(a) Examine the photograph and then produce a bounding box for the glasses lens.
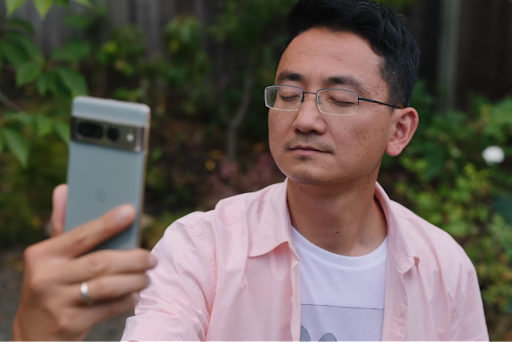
[265,86,302,111]
[318,89,358,115]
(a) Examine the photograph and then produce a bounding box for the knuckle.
[85,254,108,276]
[50,214,60,231]
[70,230,90,249]
[23,245,42,265]
[94,278,117,299]
[54,310,78,334]
[29,273,51,295]
[133,275,149,291]
[104,209,121,228]
[133,249,151,267]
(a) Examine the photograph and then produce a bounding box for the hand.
[12,185,157,341]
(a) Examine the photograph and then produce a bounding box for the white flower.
[482,146,505,165]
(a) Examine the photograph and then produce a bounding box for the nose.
[292,92,327,135]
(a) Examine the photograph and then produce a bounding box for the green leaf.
[47,71,71,98]
[51,41,91,63]
[56,68,88,95]
[16,62,43,86]
[6,0,26,16]
[35,115,53,137]
[64,14,92,29]
[16,63,42,87]
[53,0,70,6]
[5,113,34,126]
[34,0,54,18]
[0,39,29,67]
[72,0,91,7]
[15,35,43,58]
[6,18,36,35]
[53,120,70,144]
[36,73,51,96]
[3,128,29,167]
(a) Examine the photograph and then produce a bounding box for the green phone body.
[64,96,150,250]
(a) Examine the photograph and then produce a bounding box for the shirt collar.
[248,180,417,273]
[248,180,292,257]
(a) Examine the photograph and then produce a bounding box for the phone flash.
[126,133,135,142]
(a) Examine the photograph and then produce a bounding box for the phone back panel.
[64,96,150,250]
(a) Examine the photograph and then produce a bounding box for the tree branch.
[0,87,24,112]
[230,66,255,129]
[226,65,255,162]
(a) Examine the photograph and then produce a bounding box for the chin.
[286,168,327,186]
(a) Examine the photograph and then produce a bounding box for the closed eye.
[280,95,301,102]
[328,98,355,107]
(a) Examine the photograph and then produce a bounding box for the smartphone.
[64,96,150,250]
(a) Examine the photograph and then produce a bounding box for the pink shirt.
[122,181,489,341]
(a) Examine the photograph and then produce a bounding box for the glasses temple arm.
[359,97,404,109]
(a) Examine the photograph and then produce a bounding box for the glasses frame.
[264,85,404,116]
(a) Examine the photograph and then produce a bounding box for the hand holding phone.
[12,185,157,341]
[13,97,154,341]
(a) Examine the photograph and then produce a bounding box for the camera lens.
[78,122,103,139]
[107,127,120,142]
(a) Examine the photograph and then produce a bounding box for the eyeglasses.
[264,85,403,116]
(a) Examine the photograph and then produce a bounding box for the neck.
[287,178,387,256]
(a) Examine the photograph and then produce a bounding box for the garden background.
[1,0,512,339]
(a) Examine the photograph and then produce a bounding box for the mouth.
[289,145,326,153]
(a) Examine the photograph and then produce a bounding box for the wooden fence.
[2,0,512,109]
[0,0,214,56]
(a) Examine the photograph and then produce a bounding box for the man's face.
[269,28,400,186]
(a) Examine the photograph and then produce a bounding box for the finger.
[75,274,148,305]
[59,249,157,283]
[81,293,138,330]
[41,204,135,258]
[51,184,68,237]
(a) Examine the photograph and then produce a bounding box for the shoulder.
[157,182,285,256]
[175,182,282,229]
[389,200,476,279]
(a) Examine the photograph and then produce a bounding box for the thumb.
[51,184,68,237]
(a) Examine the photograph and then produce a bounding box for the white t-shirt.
[292,227,387,342]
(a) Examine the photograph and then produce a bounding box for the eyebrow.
[276,71,304,84]
[326,75,364,91]
[276,71,365,93]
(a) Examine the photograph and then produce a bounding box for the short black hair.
[282,0,421,107]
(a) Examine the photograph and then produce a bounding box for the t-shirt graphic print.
[299,304,384,341]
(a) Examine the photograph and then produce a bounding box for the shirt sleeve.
[121,220,216,341]
[450,265,489,341]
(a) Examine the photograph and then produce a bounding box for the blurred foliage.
[378,0,417,11]
[380,82,512,339]
[1,0,512,338]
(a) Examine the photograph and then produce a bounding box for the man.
[121,0,488,340]
[14,0,488,340]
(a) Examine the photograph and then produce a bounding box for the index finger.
[40,205,135,258]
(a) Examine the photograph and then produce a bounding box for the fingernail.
[117,205,134,223]
[148,254,158,268]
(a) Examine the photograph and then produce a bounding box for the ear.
[386,107,419,157]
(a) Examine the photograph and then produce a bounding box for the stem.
[0,87,23,112]
[226,65,255,162]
